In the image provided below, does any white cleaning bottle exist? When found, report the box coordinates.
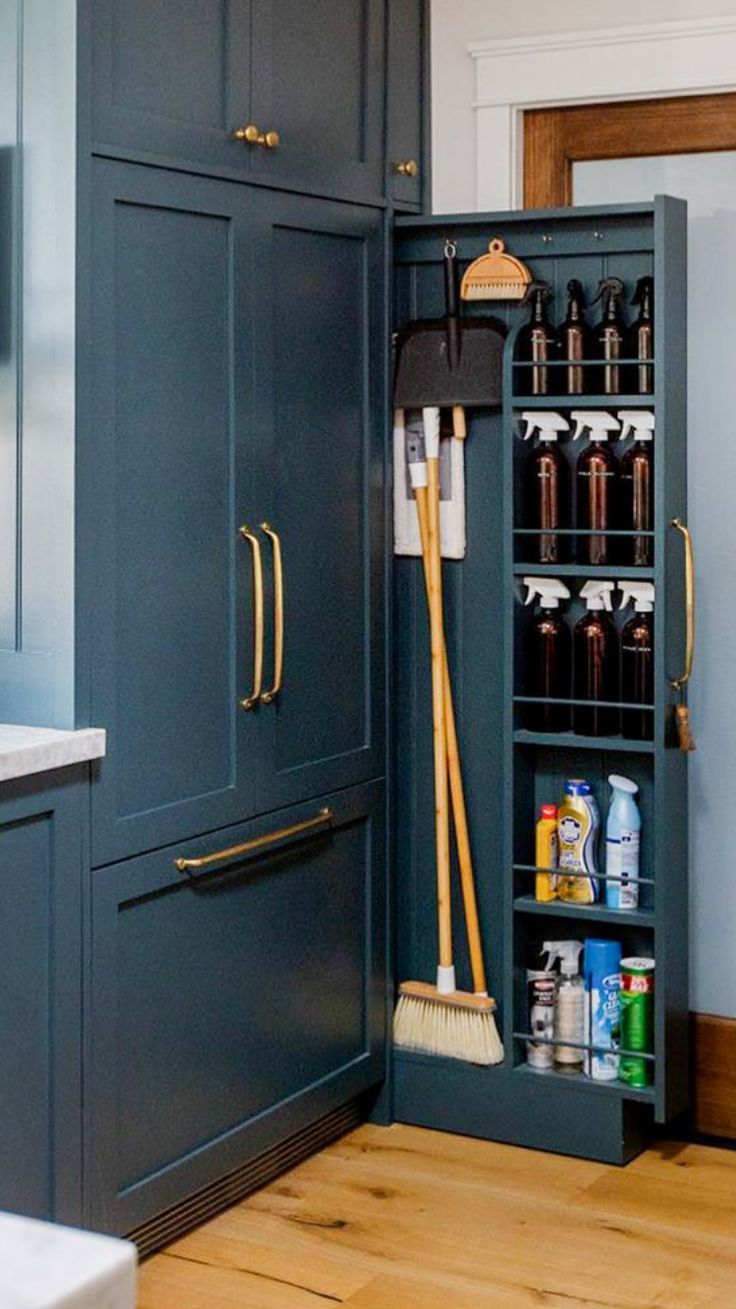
[543,941,585,1071]
[606,775,642,910]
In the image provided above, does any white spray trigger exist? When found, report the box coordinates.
[571,410,620,442]
[523,575,571,609]
[618,581,655,613]
[618,409,655,442]
[521,411,570,442]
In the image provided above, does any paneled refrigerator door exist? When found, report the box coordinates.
[84,161,265,866]
[248,189,387,813]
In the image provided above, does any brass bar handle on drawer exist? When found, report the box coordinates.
[260,522,283,704]
[175,807,333,873]
[670,517,695,689]
[239,524,264,710]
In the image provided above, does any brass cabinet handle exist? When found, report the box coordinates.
[260,522,284,704]
[670,517,695,689]
[394,159,419,178]
[175,807,333,873]
[239,524,264,710]
[233,124,280,149]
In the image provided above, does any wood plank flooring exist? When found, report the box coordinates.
[137,1124,736,1308]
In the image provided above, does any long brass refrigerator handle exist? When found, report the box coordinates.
[670,517,695,690]
[239,524,264,710]
[260,522,283,704]
[175,807,334,874]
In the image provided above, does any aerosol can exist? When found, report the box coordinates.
[572,411,620,565]
[521,411,570,563]
[619,411,654,566]
[522,576,572,732]
[618,581,655,740]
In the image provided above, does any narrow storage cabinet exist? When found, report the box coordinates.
[85,780,386,1234]
[391,199,689,1161]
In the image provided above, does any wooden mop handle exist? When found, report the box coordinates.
[414,486,487,996]
[423,410,452,974]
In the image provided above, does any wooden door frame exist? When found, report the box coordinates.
[468,17,736,210]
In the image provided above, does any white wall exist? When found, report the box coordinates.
[430,0,736,213]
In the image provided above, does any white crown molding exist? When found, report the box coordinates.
[468,16,736,61]
[469,16,736,210]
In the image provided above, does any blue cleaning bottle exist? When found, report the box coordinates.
[605,775,641,909]
[584,939,622,1081]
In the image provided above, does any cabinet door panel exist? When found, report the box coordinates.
[250,0,385,202]
[251,194,386,809]
[85,162,259,866]
[91,0,252,173]
[85,782,386,1235]
[387,0,427,209]
[0,772,84,1225]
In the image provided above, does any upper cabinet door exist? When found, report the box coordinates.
[387,0,427,209]
[90,0,253,173]
[84,161,264,867]
[249,190,386,811]
[248,0,385,203]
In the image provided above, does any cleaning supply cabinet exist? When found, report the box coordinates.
[391,199,690,1162]
[84,162,386,867]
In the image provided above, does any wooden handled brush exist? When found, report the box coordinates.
[460,237,532,303]
[393,410,503,1066]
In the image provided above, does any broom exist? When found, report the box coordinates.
[393,408,503,1065]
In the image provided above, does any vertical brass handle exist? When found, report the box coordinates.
[239,525,264,710]
[670,517,695,689]
[260,522,283,704]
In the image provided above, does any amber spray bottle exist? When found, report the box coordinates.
[559,279,592,396]
[573,581,619,737]
[619,410,654,566]
[592,277,626,395]
[572,410,621,566]
[517,281,560,396]
[629,276,654,394]
[523,577,573,732]
[521,410,570,564]
[618,582,655,741]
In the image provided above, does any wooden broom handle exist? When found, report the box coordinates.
[425,454,452,972]
[415,485,487,996]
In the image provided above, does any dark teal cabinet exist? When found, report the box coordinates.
[88,0,385,205]
[84,162,386,866]
[387,0,428,210]
[0,769,85,1225]
[84,781,386,1234]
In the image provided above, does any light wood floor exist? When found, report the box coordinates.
[137,1123,736,1308]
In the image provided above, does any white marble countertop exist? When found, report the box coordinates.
[0,1210,136,1308]
[0,724,106,784]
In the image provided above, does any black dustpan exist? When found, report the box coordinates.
[393,241,506,410]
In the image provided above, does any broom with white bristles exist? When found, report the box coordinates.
[393,407,503,1067]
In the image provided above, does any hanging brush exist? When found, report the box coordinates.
[460,237,532,303]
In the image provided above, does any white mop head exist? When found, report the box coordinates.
[393,981,504,1067]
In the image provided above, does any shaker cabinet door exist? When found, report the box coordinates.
[85,782,386,1235]
[249,0,385,202]
[90,0,253,173]
[249,190,386,812]
[84,161,263,866]
[387,0,427,209]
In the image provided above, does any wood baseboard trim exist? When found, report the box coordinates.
[127,1096,366,1260]
[693,1012,736,1139]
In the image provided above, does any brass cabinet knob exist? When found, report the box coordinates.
[394,159,419,178]
[233,124,280,149]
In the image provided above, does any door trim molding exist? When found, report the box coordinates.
[467,17,736,209]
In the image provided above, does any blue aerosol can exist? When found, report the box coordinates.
[583,939,622,1081]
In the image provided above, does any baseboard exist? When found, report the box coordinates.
[126,1096,366,1259]
[693,1012,736,1139]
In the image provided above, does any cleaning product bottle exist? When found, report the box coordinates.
[619,957,655,1088]
[605,775,641,910]
[619,410,654,566]
[535,804,559,902]
[628,275,654,394]
[521,411,570,563]
[557,780,600,904]
[573,580,619,737]
[583,939,622,1081]
[522,577,573,731]
[572,411,620,565]
[516,280,560,397]
[592,276,627,395]
[558,278,592,396]
[543,941,585,1071]
[618,581,654,740]
[527,966,556,1069]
